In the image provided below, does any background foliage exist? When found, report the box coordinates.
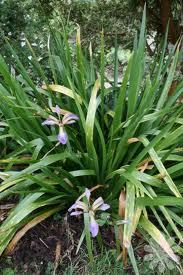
[1,0,182,56]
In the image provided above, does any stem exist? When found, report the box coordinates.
[84,212,94,263]
[100,29,105,131]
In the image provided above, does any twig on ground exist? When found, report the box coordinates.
[53,241,61,275]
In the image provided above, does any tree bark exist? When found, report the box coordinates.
[160,0,178,44]
[139,0,180,44]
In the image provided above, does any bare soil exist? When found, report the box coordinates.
[0,215,115,274]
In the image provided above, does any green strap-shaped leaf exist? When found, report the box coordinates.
[136,196,183,207]
[140,137,181,197]
[69,169,96,177]
[128,245,139,275]
[85,79,100,178]
[111,52,133,133]
[156,45,179,110]
[0,152,73,189]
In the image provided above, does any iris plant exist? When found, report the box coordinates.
[42,105,79,144]
[68,188,110,237]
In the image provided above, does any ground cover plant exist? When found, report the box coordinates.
[0,8,183,274]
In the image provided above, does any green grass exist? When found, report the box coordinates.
[1,247,182,275]
[62,250,124,275]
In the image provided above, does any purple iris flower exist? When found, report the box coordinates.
[57,127,68,144]
[68,188,110,238]
[42,106,79,145]
[54,105,61,115]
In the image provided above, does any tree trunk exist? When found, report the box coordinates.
[160,0,178,44]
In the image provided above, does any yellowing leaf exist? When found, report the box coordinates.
[140,215,179,264]
[119,190,126,218]
[42,84,82,104]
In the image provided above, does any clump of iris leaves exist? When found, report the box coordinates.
[0,8,183,274]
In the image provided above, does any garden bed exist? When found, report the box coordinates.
[0,215,120,274]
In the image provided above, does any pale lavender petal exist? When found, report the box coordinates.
[65,119,78,125]
[92,197,104,211]
[70,211,83,216]
[75,201,88,211]
[98,203,110,211]
[68,114,79,121]
[68,201,87,212]
[68,203,77,212]
[85,188,91,201]
[42,118,56,125]
[62,113,79,125]
[54,105,61,115]
[89,217,99,238]
[57,127,68,144]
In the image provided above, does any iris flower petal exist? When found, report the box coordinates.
[92,197,104,211]
[89,216,99,237]
[62,113,79,125]
[42,118,57,125]
[98,203,110,211]
[76,201,88,211]
[54,105,61,115]
[68,203,77,212]
[57,127,68,144]
[65,119,78,125]
[70,211,83,216]
[67,114,79,120]
[85,188,91,201]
